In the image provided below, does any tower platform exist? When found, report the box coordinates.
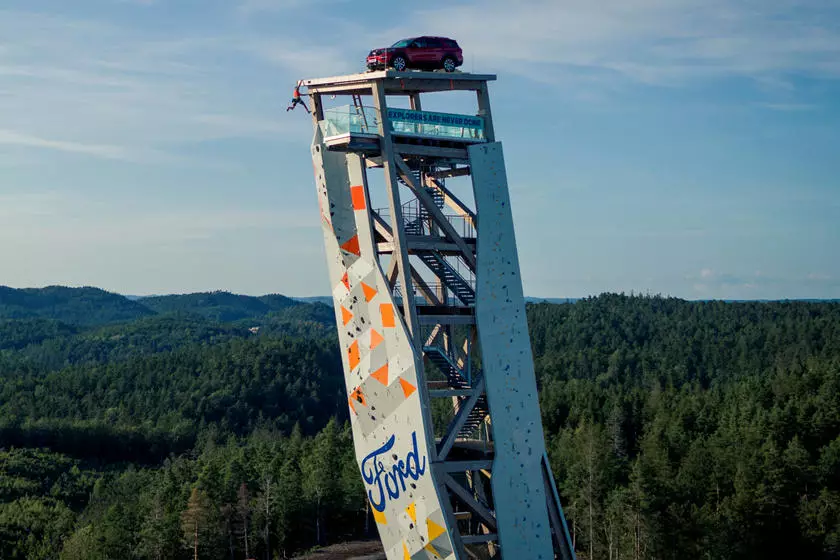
[303,70,497,95]
[306,72,495,157]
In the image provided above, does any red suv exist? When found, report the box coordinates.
[366,37,463,73]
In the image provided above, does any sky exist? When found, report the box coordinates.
[1,0,838,300]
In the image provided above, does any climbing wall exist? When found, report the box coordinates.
[311,129,458,560]
[470,142,555,559]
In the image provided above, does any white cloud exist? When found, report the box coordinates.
[0,11,302,164]
[758,103,819,111]
[0,129,131,160]
[0,191,65,219]
[237,0,349,17]
[0,192,316,248]
[238,38,355,79]
[5,0,836,169]
[401,0,840,86]
[237,0,305,15]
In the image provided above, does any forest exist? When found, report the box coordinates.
[0,286,838,559]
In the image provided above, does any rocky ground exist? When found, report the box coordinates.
[291,540,386,560]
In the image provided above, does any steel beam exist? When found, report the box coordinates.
[438,377,486,460]
[371,81,419,342]
[434,460,493,472]
[425,177,477,229]
[430,388,481,398]
[461,534,498,545]
[393,144,469,160]
[417,315,476,326]
[443,473,498,532]
[377,237,476,254]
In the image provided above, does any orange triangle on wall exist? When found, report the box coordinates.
[370,329,384,349]
[341,306,353,325]
[371,363,389,385]
[341,272,350,290]
[350,386,367,407]
[340,235,361,256]
[361,282,377,302]
[399,378,416,399]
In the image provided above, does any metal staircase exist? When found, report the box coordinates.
[424,345,470,388]
[426,184,445,210]
[456,394,489,438]
[424,345,489,439]
[397,169,422,192]
[418,253,475,306]
[400,192,476,306]
[404,214,424,235]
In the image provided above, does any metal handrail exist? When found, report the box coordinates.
[393,281,474,308]
[375,199,476,239]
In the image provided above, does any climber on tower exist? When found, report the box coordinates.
[286,80,310,113]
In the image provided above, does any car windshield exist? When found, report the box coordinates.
[390,39,412,48]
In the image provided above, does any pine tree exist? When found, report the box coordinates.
[137,489,169,560]
[301,418,342,545]
[237,483,252,560]
[181,487,212,560]
[256,473,275,560]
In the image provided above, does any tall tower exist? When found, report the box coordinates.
[305,70,575,560]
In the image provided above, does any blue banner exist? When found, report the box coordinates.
[386,108,484,130]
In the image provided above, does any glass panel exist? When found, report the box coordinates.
[321,106,485,143]
[321,106,379,137]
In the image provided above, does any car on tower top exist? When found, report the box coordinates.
[366,36,463,73]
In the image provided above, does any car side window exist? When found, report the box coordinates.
[410,39,424,48]
[426,38,442,48]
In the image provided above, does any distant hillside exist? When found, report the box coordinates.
[293,296,335,306]
[525,297,578,304]
[0,286,153,326]
[139,291,299,322]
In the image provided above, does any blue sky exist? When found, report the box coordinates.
[1,0,838,299]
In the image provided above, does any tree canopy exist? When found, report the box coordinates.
[0,290,837,559]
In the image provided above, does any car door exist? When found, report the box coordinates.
[408,38,433,66]
[425,37,445,65]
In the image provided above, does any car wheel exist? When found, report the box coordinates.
[442,57,456,73]
[392,56,407,71]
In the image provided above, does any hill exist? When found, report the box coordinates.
[138,291,300,322]
[0,286,154,326]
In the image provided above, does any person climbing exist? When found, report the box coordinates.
[286,80,310,113]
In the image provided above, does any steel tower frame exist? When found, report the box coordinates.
[304,70,574,560]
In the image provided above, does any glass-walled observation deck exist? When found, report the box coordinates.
[320,106,486,146]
